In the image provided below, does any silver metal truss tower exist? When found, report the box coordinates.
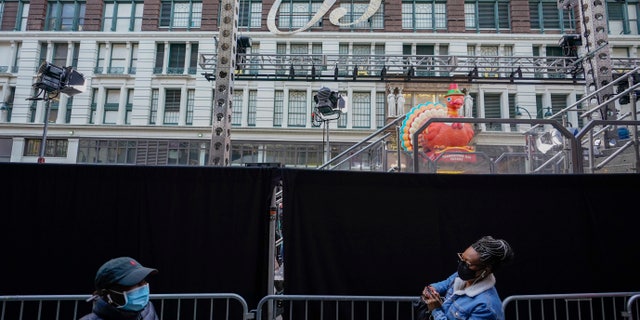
[208,0,239,166]
[559,0,616,121]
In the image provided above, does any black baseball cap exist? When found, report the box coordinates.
[94,257,158,290]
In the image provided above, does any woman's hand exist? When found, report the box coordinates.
[421,286,443,311]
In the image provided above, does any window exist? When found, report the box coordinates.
[529,0,575,32]
[160,0,202,29]
[150,89,158,124]
[186,89,194,125]
[550,93,566,117]
[40,42,80,70]
[1,86,15,122]
[16,1,29,31]
[402,0,447,30]
[288,90,307,127]
[277,0,323,30]
[104,89,120,124]
[90,88,97,123]
[77,139,206,165]
[338,1,384,30]
[168,44,185,74]
[188,43,198,74]
[238,0,261,29]
[608,0,639,34]
[286,43,321,76]
[376,92,385,128]
[103,0,143,31]
[164,89,180,125]
[154,42,198,74]
[545,46,566,78]
[96,42,138,74]
[13,0,30,31]
[126,89,133,124]
[248,90,257,126]
[483,93,501,131]
[24,139,68,157]
[465,0,509,31]
[231,90,242,126]
[0,2,5,29]
[0,43,12,73]
[110,43,127,74]
[338,42,384,77]
[46,0,86,31]
[47,100,59,124]
[352,92,371,128]
[274,90,284,127]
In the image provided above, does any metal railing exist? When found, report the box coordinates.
[3,292,640,320]
[0,293,250,320]
[255,294,419,320]
[200,54,592,83]
[627,294,640,320]
[502,292,640,320]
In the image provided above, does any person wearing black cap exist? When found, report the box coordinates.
[80,257,159,320]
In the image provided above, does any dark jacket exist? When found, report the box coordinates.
[79,298,159,320]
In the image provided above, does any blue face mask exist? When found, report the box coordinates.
[118,284,150,312]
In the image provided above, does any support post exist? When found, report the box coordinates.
[38,96,52,163]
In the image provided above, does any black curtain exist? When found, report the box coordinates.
[0,163,276,309]
[1,163,639,313]
[282,169,640,299]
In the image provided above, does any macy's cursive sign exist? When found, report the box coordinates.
[267,0,382,35]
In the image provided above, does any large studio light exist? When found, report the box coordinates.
[34,61,86,97]
[313,87,348,121]
[31,61,86,163]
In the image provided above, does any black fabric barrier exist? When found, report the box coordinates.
[0,163,276,309]
[1,163,638,311]
[282,169,640,300]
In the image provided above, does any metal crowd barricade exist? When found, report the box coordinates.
[255,295,419,320]
[627,294,640,320]
[0,293,250,320]
[502,292,640,319]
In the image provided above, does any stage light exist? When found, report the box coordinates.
[509,67,522,82]
[406,66,415,80]
[33,61,86,96]
[467,66,478,80]
[31,61,86,163]
[236,36,252,71]
[313,87,347,121]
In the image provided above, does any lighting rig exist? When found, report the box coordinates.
[30,61,85,163]
[312,87,348,163]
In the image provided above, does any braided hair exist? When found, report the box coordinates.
[471,236,514,272]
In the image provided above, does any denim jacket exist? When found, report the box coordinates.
[429,272,504,320]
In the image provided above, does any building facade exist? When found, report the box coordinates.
[0,0,639,167]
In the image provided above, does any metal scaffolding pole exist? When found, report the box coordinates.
[208,0,239,166]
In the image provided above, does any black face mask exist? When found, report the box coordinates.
[457,261,479,280]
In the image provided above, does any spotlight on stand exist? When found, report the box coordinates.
[312,87,348,164]
[312,87,347,123]
[31,61,86,163]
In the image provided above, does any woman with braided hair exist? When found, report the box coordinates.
[415,236,514,320]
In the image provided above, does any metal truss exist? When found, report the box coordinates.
[200,53,640,84]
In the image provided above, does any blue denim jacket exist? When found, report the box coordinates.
[429,272,504,320]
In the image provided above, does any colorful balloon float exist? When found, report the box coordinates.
[399,83,475,160]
